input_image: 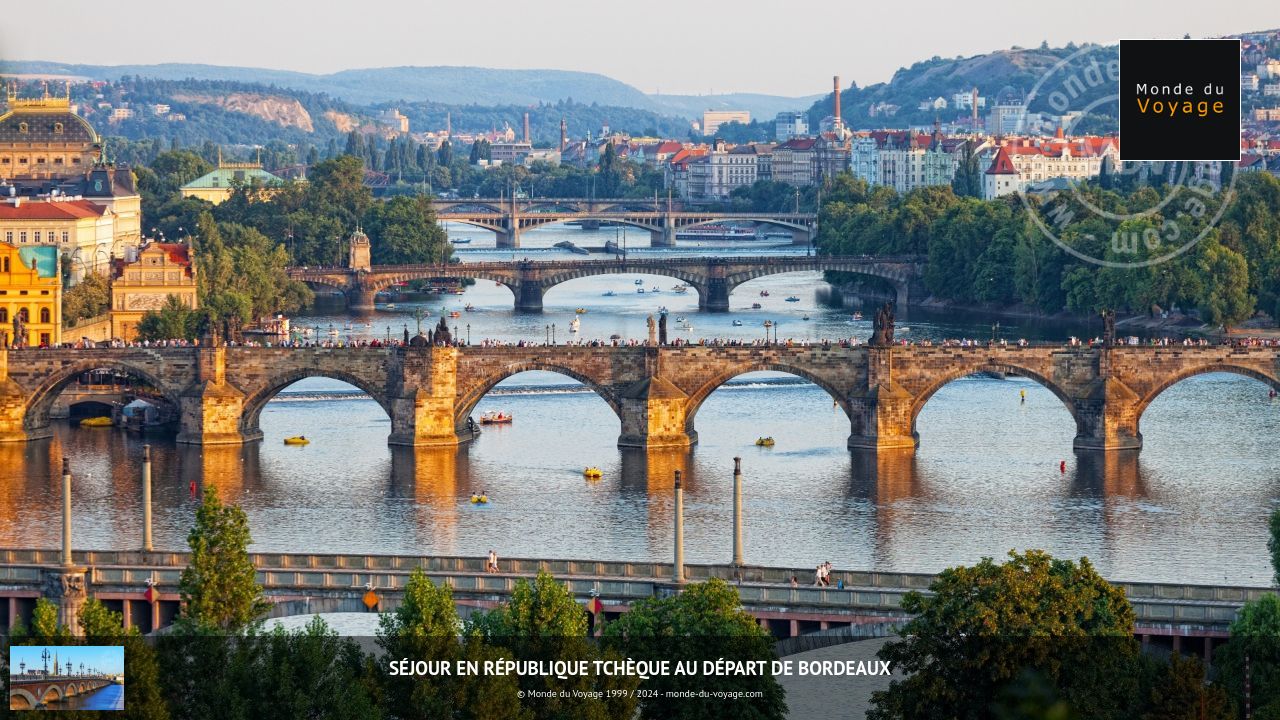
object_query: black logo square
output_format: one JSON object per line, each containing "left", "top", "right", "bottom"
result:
{"left": 1120, "top": 39, "right": 1240, "bottom": 162}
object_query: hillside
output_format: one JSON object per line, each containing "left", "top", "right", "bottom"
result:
{"left": 650, "top": 92, "right": 823, "bottom": 122}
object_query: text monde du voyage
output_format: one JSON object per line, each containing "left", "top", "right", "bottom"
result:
{"left": 1133, "top": 82, "right": 1229, "bottom": 118}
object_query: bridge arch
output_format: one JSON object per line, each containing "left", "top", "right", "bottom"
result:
{"left": 239, "top": 369, "right": 394, "bottom": 440}
{"left": 1135, "top": 364, "right": 1280, "bottom": 421}
{"left": 23, "top": 359, "right": 182, "bottom": 433}
{"left": 41, "top": 684, "right": 64, "bottom": 704}
{"left": 682, "top": 363, "right": 852, "bottom": 434}
{"left": 909, "top": 363, "right": 1080, "bottom": 437}
{"left": 10, "top": 688, "right": 39, "bottom": 709}
{"left": 453, "top": 363, "right": 623, "bottom": 431}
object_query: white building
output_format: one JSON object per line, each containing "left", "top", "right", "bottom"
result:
{"left": 1264, "top": 83, "right": 1280, "bottom": 97}
{"left": 1259, "top": 59, "right": 1280, "bottom": 80}
{"left": 988, "top": 93, "right": 1027, "bottom": 135}
{"left": 1243, "top": 74, "right": 1261, "bottom": 92}
{"left": 983, "top": 146, "right": 1020, "bottom": 199}
{"left": 702, "top": 110, "right": 750, "bottom": 136}
{"left": 774, "top": 112, "right": 809, "bottom": 141}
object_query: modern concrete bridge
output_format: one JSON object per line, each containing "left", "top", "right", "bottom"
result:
{"left": 0, "top": 548, "right": 1257, "bottom": 653}
{"left": 430, "top": 196, "right": 817, "bottom": 248}
{"left": 1, "top": 344, "right": 1277, "bottom": 451}
{"left": 287, "top": 255, "right": 920, "bottom": 311}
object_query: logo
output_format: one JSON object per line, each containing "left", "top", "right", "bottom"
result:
{"left": 1017, "top": 42, "right": 1238, "bottom": 269}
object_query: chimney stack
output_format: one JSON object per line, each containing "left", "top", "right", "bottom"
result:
{"left": 833, "top": 75, "right": 842, "bottom": 128}
{"left": 559, "top": 117, "right": 567, "bottom": 153}
{"left": 523, "top": 113, "right": 530, "bottom": 144}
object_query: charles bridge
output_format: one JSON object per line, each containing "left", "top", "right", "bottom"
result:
{"left": 1, "top": 343, "right": 1277, "bottom": 452}
{"left": 428, "top": 195, "right": 818, "bottom": 249}
{"left": 287, "top": 254, "right": 921, "bottom": 311}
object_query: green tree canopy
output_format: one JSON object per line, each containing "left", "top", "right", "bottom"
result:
{"left": 176, "top": 486, "right": 270, "bottom": 632}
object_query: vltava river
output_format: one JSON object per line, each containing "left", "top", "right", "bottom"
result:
{"left": 0, "top": 226, "right": 1276, "bottom": 586}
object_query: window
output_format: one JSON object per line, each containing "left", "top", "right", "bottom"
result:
{"left": 19, "top": 232, "right": 27, "bottom": 243}
{"left": 53, "top": 122, "right": 63, "bottom": 134}
{"left": 17, "top": 122, "right": 27, "bottom": 133}
{"left": 39, "top": 333, "right": 49, "bottom": 347}
{"left": 0, "top": 309, "right": 6, "bottom": 322}
{"left": 61, "top": 231, "right": 68, "bottom": 244}
{"left": 4, "top": 231, "right": 10, "bottom": 243}
{"left": 1, "top": 257, "right": 7, "bottom": 272}
{"left": 33, "top": 232, "right": 40, "bottom": 243}
{"left": 39, "top": 308, "right": 50, "bottom": 323}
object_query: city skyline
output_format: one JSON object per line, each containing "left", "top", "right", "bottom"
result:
{"left": 9, "top": 646, "right": 124, "bottom": 676}
{"left": 0, "top": 0, "right": 1275, "bottom": 97}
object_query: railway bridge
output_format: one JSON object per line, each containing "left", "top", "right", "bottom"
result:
{"left": 0, "top": 344, "right": 1276, "bottom": 452}
{"left": 288, "top": 255, "right": 922, "bottom": 311}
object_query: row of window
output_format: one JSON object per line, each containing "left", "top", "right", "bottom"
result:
{"left": 0, "top": 290, "right": 52, "bottom": 295}
{"left": 4, "top": 230, "right": 71, "bottom": 244}
{"left": 13, "top": 122, "right": 65, "bottom": 134}
{"left": 0, "top": 307, "right": 53, "bottom": 323}
{"left": 0, "top": 156, "right": 80, "bottom": 165}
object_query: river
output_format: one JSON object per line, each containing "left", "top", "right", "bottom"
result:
{"left": 0, "top": 225, "right": 1276, "bottom": 587}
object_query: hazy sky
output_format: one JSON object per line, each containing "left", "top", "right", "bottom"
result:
{"left": 1, "top": 1, "right": 1275, "bottom": 96}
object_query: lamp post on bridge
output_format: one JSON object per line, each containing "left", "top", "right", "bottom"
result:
{"left": 673, "top": 470, "right": 685, "bottom": 584}
{"left": 142, "top": 445, "right": 153, "bottom": 553}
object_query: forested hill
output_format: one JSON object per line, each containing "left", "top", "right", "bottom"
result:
{"left": 809, "top": 43, "right": 1118, "bottom": 131}
{"left": 42, "top": 76, "right": 694, "bottom": 147}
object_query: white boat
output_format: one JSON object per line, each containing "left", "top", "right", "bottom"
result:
{"left": 673, "top": 286, "right": 688, "bottom": 294}
{"left": 570, "top": 317, "right": 581, "bottom": 333}
{"left": 634, "top": 279, "right": 644, "bottom": 285}
{"left": 602, "top": 291, "right": 616, "bottom": 297}
{"left": 385, "top": 303, "right": 397, "bottom": 310}
{"left": 637, "top": 288, "right": 646, "bottom": 294}
{"left": 732, "top": 320, "right": 743, "bottom": 326}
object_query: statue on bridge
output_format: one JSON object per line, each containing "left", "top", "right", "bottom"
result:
{"left": 1102, "top": 309, "right": 1116, "bottom": 347}
{"left": 870, "top": 302, "right": 895, "bottom": 346}
{"left": 11, "top": 311, "right": 27, "bottom": 349}
{"left": 434, "top": 317, "right": 453, "bottom": 346}
{"left": 647, "top": 315, "right": 657, "bottom": 346}
{"left": 658, "top": 314, "right": 668, "bottom": 346}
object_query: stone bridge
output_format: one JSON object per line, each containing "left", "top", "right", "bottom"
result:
{"left": 430, "top": 196, "right": 816, "bottom": 248}
{"left": 9, "top": 676, "right": 115, "bottom": 710}
{"left": 0, "top": 344, "right": 1276, "bottom": 452}
{"left": 289, "top": 255, "right": 921, "bottom": 311}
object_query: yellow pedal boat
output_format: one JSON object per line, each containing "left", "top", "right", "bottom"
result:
{"left": 283, "top": 436, "right": 310, "bottom": 445}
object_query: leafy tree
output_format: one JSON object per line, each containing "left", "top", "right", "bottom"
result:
{"left": 604, "top": 578, "right": 787, "bottom": 720}
{"left": 8, "top": 597, "right": 73, "bottom": 644}
{"left": 1216, "top": 593, "right": 1280, "bottom": 715}
{"left": 136, "top": 295, "right": 202, "bottom": 341}
{"left": 77, "top": 598, "right": 171, "bottom": 720}
{"left": 363, "top": 195, "right": 451, "bottom": 265}
{"left": 176, "top": 486, "right": 270, "bottom": 632}
{"left": 951, "top": 141, "right": 983, "bottom": 198}
{"left": 868, "top": 550, "right": 1140, "bottom": 720}
{"left": 1141, "top": 653, "right": 1231, "bottom": 720}
{"left": 1270, "top": 508, "right": 1280, "bottom": 587}
{"left": 63, "top": 271, "right": 110, "bottom": 326}
{"left": 1195, "top": 237, "right": 1254, "bottom": 329}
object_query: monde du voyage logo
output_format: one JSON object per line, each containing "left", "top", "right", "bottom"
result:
{"left": 1120, "top": 38, "right": 1241, "bottom": 162}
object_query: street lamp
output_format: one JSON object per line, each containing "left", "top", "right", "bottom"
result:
{"left": 552, "top": 323, "right": 556, "bottom": 344}
{"left": 466, "top": 323, "right": 471, "bottom": 345}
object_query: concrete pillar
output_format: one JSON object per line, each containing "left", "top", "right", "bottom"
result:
{"left": 141, "top": 445, "right": 153, "bottom": 552}
{"left": 732, "top": 457, "right": 744, "bottom": 567}
{"left": 1172, "top": 635, "right": 1182, "bottom": 653}
{"left": 388, "top": 347, "right": 463, "bottom": 447}
{"left": 699, "top": 278, "right": 731, "bottom": 312}
{"left": 513, "top": 283, "right": 545, "bottom": 313}
{"left": 8, "top": 595, "right": 16, "bottom": 629}
{"left": 0, "top": 348, "right": 29, "bottom": 443}
{"left": 790, "top": 619, "right": 800, "bottom": 637}
{"left": 62, "top": 459, "right": 72, "bottom": 566}
{"left": 618, "top": 375, "right": 695, "bottom": 449}
{"left": 1204, "top": 637, "right": 1213, "bottom": 664}
{"left": 346, "top": 286, "right": 378, "bottom": 311}
{"left": 790, "top": 228, "right": 812, "bottom": 246}
{"left": 177, "top": 346, "right": 247, "bottom": 445}
{"left": 496, "top": 224, "right": 521, "bottom": 248}
{"left": 673, "top": 470, "right": 684, "bottom": 584}
{"left": 652, "top": 216, "right": 677, "bottom": 248}
{"left": 1072, "top": 376, "right": 1143, "bottom": 452}
{"left": 121, "top": 599, "right": 131, "bottom": 630}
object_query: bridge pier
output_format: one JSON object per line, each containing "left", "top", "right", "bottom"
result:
{"left": 389, "top": 347, "right": 468, "bottom": 447}
{"left": 514, "top": 283, "right": 545, "bottom": 313}
{"left": 699, "top": 278, "right": 731, "bottom": 312}
{"left": 618, "top": 377, "right": 697, "bottom": 449}
{"left": 651, "top": 225, "right": 677, "bottom": 248}
{"left": 496, "top": 225, "right": 521, "bottom": 249}
{"left": 346, "top": 286, "right": 378, "bottom": 311}
{"left": 846, "top": 380, "right": 918, "bottom": 451}
{"left": 176, "top": 346, "right": 249, "bottom": 446}
{"left": 0, "top": 349, "right": 28, "bottom": 442}
{"left": 791, "top": 228, "right": 813, "bottom": 246}
{"left": 1071, "top": 377, "right": 1143, "bottom": 452}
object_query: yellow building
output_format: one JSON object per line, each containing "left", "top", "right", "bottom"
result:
{"left": 109, "top": 242, "right": 197, "bottom": 341}
{"left": 180, "top": 156, "right": 286, "bottom": 205}
{"left": 0, "top": 197, "right": 117, "bottom": 280}
{"left": 0, "top": 241, "right": 61, "bottom": 347}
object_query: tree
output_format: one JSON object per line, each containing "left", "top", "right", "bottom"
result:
{"left": 1216, "top": 593, "right": 1280, "bottom": 715}
{"left": 1270, "top": 508, "right": 1280, "bottom": 587}
{"left": 951, "top": 141, "right": 983, "bottom": 198}
{"left": 362, "top": 195, "right": 451, "bottom": 265}
{"left": 136, "top": 295, "right": 202, "bottom": 341}
{"left": 79, "top": 598, "right": 171, "bottom": 720}
{"left": 1195, "top": 237, "right": 1254, "bottom": 329}
{"left": 1141, "top": 653, "right": 1231, "bottom": 720}
{"left": 868, "top": 550, "right": 1141, "bottom": 720}
{"left": 604, "top": 578, "right": 787, "bottom": 720}
{"left": 62, "top": 271, "right": 110, "bottom": 326}
{"left": 176, "top": 486, "right": 270, "bottom": 632}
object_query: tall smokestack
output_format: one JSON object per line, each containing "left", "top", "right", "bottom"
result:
{"left": 445, "top": 112, "right": 452, "bottom": 137}
{"left": 559, "top": 117, "right": 567, "bottom": 152}
{"left": 833, "top": 75, "right": 842, "bottom": 128}
{"left": 523, "top": 113, "right": 530, "bottom": 144}
{"left": 972, "top": 87, "right": 979, "bottom": 130}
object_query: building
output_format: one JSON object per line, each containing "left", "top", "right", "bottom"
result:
{"left": 151, "top": 104, "right": 171, "bottom": 116}
{"left": 1265, "top": 83, "right": 1280, "bottom": 97}
{"left": 489, "top": 142, "right": 533, "bottom": 165}
{"left": 689, "top": 140, "right": 760, "bottom": 199}
{"left": 0, "top": 88, "right": 102, "bottom": 180}
{"left": 0, "top": 241, "right": 61, "bottom": 347}
{"left": 109, "top": 108, "right": 135, "bottom": 122}
{"left": 1243, "top": 74, "right": 1261, "bottom": 92}
{"left": 0, "top": 197, "right": 119, "bottom": 280}
{"left": 108, "top": 242, "right": 197, "bottom": 341}
{"left": 379, "top": 108, "right": 409, "bottom": 134}
{"left": 753, "top": 143, "right": 774, "bottom": 181}
{"left": 180, "top": 155, "right": 286, "bottom": 205}
{"left": 983, "top": 146, "right": 1020, "bottom": 199}
{"left": 1253, "top": 107, "right": 1280, "bottom": 122}
{"left": 979, "top": 135, "right": 1119, "bottom": 198}
{"left": 771, "top": 137, "right": 818, "bottom": 187}
{"left": 1259, "top": 59, "right": 1280, "bottom": 80}
{"left": 988, "top": 90, "right": 1027, "bottom": 135}
{"left": 774, "top": 112, "right": 809, "bottom": 141}
{"left": 701, "top": 110, "right": 750, "bottom": 136}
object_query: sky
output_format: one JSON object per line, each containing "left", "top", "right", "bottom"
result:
{"left": 0, "top": 1, "right": 1276, "bottom": 96}
{"left": 10, "top": 646, "right": 125, "bottom": 675}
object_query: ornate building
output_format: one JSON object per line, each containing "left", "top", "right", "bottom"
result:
{"left": 0, "top": 241, "right": 61, "bottom": 347}
{"left": 180, "top": 151, "right": 286, "bottom": 205}
{"left": 109, "top": 242, "right": 197, "bottom": 341}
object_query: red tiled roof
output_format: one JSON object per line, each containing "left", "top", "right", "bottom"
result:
{"left": 0, "top": 198, "right": 105, "bottom": 220}
{"left": 985, "top": 146, "right": 1018, "bottom": 175}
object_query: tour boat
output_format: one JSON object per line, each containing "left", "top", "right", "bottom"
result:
{"left": 583, "top": 467, "right": 603, "bottom": 479}
{"left": 755, "top": 436, "right": 775, "bottom": 447}
{"left": 480, "top": 411, "right": 513, "bottom": 424}
{"left": 570, "top": 317, "right": 581, "bottom": 333}
{"left": 283, "top": 436, "right": 310, "bottom": 445}
{"left": 450, "top": 237, "right": 472, "bottom": 244}
{"left": 80, "top": 416, "right": 113, "bottom": 428}
{"left": 785, "top": 296, "right": 800, "bottom": 302}
{"left": 676, "top": 224, "right": 756, "bottom": 241}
